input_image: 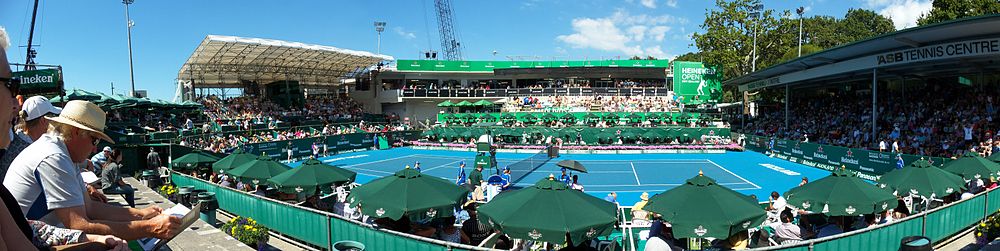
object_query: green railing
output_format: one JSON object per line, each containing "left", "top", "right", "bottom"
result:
{"left": 172, "top": 173, "right": 493, "bottom": 251}
{"left": 424, "top": 126, "right": 729, "bottom": 144}
{"left": 437, "top": 112, "right": 705, "bottom": 124}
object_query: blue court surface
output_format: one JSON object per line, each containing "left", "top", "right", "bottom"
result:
{"left": 292, "top": 148, "right": 831, "bottom": 206}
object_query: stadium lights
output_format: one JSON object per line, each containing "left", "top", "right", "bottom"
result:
{"left": 123, "top": 0, "right": 137, "bottom": 97}
{"left": 374, "top": 21, "right": 386, "bottom": 55}
{"left": 797, "top": 6, "right": 805, "bottom": 57}
{"left": 750, "top": 1, "right": 763, "bottom": 72}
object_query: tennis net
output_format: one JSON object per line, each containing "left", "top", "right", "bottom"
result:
{"left": 505, "top": 146, "right": 553, "bottom": 184}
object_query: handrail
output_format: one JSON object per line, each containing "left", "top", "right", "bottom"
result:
{"left": 172, "top": 172, "right": 497, "bottom": 251}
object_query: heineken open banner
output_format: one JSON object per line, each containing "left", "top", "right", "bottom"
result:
{"left": 240, "top": 131, "right": 421, "bottom": 160}
{"left": 672, "top": 61, "right": 722, "bottom": 104}
{"left": 742, "top": 134, "right": 948, "bottom": 180}
{"left": 13, "top": 69, "right": 63, "bottom": 95}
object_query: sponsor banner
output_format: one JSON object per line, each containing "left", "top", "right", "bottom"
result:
{"left": 13, "top": 69, "right": 62, "bottom": 94}
{"left": 672, "top": 61, "right": 723, "bottom": 104}
{"left": 743, "top": 135, "right": 950, "bottom": 179}
{"left": 617, "top": 150, "right": 643, "bottom": 154}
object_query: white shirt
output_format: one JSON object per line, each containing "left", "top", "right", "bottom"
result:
{"left": 879, "top": 141, "right": 887, "bottom": 150}
{"left": 892, "top": 141, "right": 900, "bottom": 152}
{"left": 965, "top": 126, "right": 974, "bottom": 140}
{"left": 3, "top": 134, "right": 87, "bottom": 225}
{"left": 772, "top": 196, "right": 787, "bottom": 212}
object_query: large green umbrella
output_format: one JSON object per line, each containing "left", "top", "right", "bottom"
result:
{"left": 521, "top": 113, "right": 537, "bottom": 121}
{"left": 172, "top": 150, "right": 221, "bottom": 170}
{"left": 583, "top": 113, "right": 599, "bottom": 120}
{"left": 212, "top": 149, "right": 257, "bottom": 173}
{"left": 642, "top": 130, "right": 663, "bottom": 139}
{"left": 348, "top": 167, "right": 467, "bottom": 220}
{"left": 785, "top": 169, "right": 897, "bottom": 216}
{"left": 990, "top": 152, "right": 1000, "bottom": 163}
{"left": 477, "top": 176, "right": 616, "bottom": 244}
{"left": 878, "top": 159, "right": 965, "bottom": 198}
{"left": 943, "top": 152, "right": 1000, "bottom": 180}
{"left": 556, "top": 160, "right": 588, "bottom": 173}
{"left": 560, "top": 113, "right": 576, "bottom": 120}
{"left": 541, "top": 113, "right": 558, "bottom": 121}
{"left": 437, "top": 100, "right": 455, "bottom": 107}
{"left": 227, "top": 156, "right": 292, "bottom": 185}
{"left": 473, "top": 100, "right": 494, "bottom": 106}
{"left": 500, "top": 113, "right": 517, "bottom": 120}
{"left": 267, "top": 158, "right": 356, "bottom": 193}
{"left": 644, "top": 172, "right": 766, "bottom": 239}
{"left": 455, "top": 100, "right": 474, "bottom": 107}
{"left": 65, "top": 89, "right": 102, "bottom": 101}
{"left": 626, "top": 113, "right": 643, "bottom": 121}
{"left": 619, "top": 131, "right": 637, "bottom": 139}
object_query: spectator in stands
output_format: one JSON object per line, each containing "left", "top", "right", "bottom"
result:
{"left": 0, "top": 96, "right": 60, "bottom": 175}
{"left": 147, "top": 147, "right": 162, "bottom": 171}
{"left": 815, "top": 216, "right": 844, "bottom": 238}
{"left": 644, "top": 220, "right": 682, "bottom": 251}
{"left": 90, "top": 146, "right": 112, "bottom": 174}
{"left": 767, "top": 191, "right": 787, "bottom": 212}
{"left": 468, "top": 164, "right": 484, "bottom": 188}
{"left": 3, "top": 101, "right": 182, "bottom": 240}
{"left": 799, "top": 177, "right": 809, "bottom": 187}
{"left": 437, "top": 216, "right": 470, "bottom": 244}
{"left": 461, "top": 203, "right": 496, "bottom": 246}
{"left": 772, "top": 210, "right": 802, "bottom": 241}
{"left": 99, "top": 149, "right": 135, "bottom": 208}
{"left": 570, "top": 175, "right": 584, "bottom": 191}
{"left": 604, "top": 192, "right": 618, "bottom": 204}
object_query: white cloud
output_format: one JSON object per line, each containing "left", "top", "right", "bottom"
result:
{"left": 640, "top": 0, "right": 656, "bottom": 8}
{"left": 864, "top": 0, "right": 932, "bottom": 30}
{"left": 665, "top": 0, "right": 678, "bottom": 8}
{"left": 393, "top": 27, "right": 416, "bottom": 40}
{"left": 556, "top": 10, "right": 682, "bottom": 57}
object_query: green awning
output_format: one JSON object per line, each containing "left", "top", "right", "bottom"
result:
{"left": 455, "top": 100, "right": 474, "bottom": 107}
{"left": 437, "top": 100, "right": 455, "bottom": 107}
{"left": 473, "top": 100, "right": 494, "bottom": 106}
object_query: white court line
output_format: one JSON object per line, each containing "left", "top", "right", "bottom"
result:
{"left": 705, "top": 159, "right": 762, "bottom": 189}
{"left": 630, "top": 162, "right": 641, "bottom": 185}
{"left": 588, "top": 187, "right": 757, "bottom": 193}
{"left": 422, "top": 160, "right": 462, "bottom": 173}
{"left": 585, "top": 182, "right": 751, "bottom": 187}
{"left": 586, "top": 171, "right": 635, "bottom": 174}
{"left": 345, "top": 167, "right": 394, "bottom": 175}
{"left": 341, "top": 154, "right": 419, "bottom": 168}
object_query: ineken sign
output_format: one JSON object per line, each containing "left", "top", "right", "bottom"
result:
{"left": 12, "top": 69, "right": 63, "bottom": 95}
{"left": 876, "top": 38, "right": 1000, "bottom": 66}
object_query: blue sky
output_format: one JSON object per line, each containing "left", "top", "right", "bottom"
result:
{"left": 0, "top": 0, "right": 931, "bottom": 100}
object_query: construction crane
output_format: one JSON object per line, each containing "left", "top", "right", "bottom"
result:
{"left": 434, "top": 0, "right": 463, "bottom": 60}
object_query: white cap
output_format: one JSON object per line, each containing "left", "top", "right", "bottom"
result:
{"left": 21, "top": 96, "right": 61, "bottom": 121}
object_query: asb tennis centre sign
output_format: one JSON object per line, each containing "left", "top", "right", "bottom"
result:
{"left": 742, "top": 134, "right": 948, "bottom": 180}
{"left": 875, "top": 38, "right": 1000, "bottom": 67}
{"left": 672, "top": 61, "right": 722, "bottom": 104}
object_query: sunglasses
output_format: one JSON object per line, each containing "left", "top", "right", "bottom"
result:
{"left": 86, "top": 132, "right": 100, "bottom": 146}
{"left": 0, "top": 76, "right": 20, "bottom": 98}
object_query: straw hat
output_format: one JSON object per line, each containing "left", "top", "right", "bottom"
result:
{"left": 640, "top": 192, "right": 650, "bottom": 201}
{"left": 48, "top": 100, "right": 114, "bottom": 144}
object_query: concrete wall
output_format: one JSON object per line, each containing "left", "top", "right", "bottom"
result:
{"left": 405, "top": 101, "right": 445, "bottom": 125}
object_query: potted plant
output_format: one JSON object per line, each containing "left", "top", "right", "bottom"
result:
{"left": 222, "top": 216, "right": 270, "bottom": 250}
{"left": 158, "top": 183, "right": 178, "bottom": 203}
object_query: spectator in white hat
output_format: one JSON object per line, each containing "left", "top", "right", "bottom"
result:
{"left": 90, "top": 146, "right": 113, "bottom": 174}
{"left": 0, "top": 96, "right": 60, "bottom": 174}
{"left": 4, "top": 100, "right": 182, "bottom": 240}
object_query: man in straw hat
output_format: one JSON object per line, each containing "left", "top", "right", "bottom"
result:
{"left": 4, "top": 100, "right": 182, "bottom": 240}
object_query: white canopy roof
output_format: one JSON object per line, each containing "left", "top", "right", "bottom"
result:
{"left": 177, "top": 35, "right": 393, "bottom": 88}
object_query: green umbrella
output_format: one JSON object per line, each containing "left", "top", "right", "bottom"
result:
{"left": 93, "top": 92, "right": 119, "bottom": 105}
{"left": 212, "top": 149, "right": 256, "bottom": 173}
{"left": 521, "top": 113, "right": 537, "bottom": 120}
{"left": 348, "top": 167, "right": 467, "bottom": 220}
{"left": 603, "top": 113, "right": 619, "bottom": 119}
{"left": 443, "top": 114, "right": 457, "bottom": 119}
{"left": 420, "top": 130, "right": 437, "bottom": 137}
{"left": 267, "top": 158, "right": 356, "bottom": 193}
{"left": 65, "top": 89, "right": 102, "bottom": 101}
{"left": 619, "top": 131, "right": 637, "bottom": 139}
{"left": 785, "top": 169, "right": 897, "bottom": 216}
{"left": 644, "top": 172, "right": 766, "bottom": 239}
{"left": 626, "top": 113, "right": 643, "bottom": 120}
{"left": 583, "top": 113, "right": 599, "bottom": 120}
{"left": 556, "top": 160, "right": 587, "bottom": 173}
{"left": 227, "top": 155, "right": 292, "bottom": 185}
{"left": 500, "top": 113, "right": 517, "bottom": 120}
{"left": 479, "top": 114, "right": 497, "bottom": 120}
{"left": 595, "top": 132, "right": 615, "bottom": 139}
{"left": 878, "top": 159, "right": 966, "bottom": 198}
{"left": 990, "top": 152, "right": 1000, "bottom": 163}
{"left": 541, "top": 113, "right": 558, "bottom": 120}
{"left": 477, "top": 176, "right": 616, "bottom": 244}
{"left": 473, "top": 100, "right": 494, "bottom": 106}
{"left": 943, "top": 152, "right": 1000, "bottom": 180}
{"left": 561, "top": 113, "right": 576, "bottom": 119}
{"left": 172, "top": 150, "right": 221, "bottom": 170}
{"left": 437, "top": 100, "right": 455, "bottom": 107}
{"left": 642, "top": 130, "right": 663, "bottom": 139}
{"left": 455, "top": 100, "right": 474, "bottom": 107}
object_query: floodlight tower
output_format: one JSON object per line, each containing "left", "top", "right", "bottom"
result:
{"left": 434, "top": 0, "right": 463, "bottom": 60}
{"left": 123, "top": 0, "right": 137, "bottom": 97}
{"left": 374, "top": 21, "right": 386, "bottom": 55}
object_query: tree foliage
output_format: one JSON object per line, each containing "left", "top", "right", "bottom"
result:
{"left": 691, "top": 1, "right": 896, "bottom": 79}
{"left": 918, "top": 0, "right": 1000, "bottom": 26}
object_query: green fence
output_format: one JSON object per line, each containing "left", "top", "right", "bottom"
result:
{"left": 426, "top": 127, "right": 729, "bottom": 144}
{"left": 741, "top": 134, "right": 949, "bottom": 180}
{"left": 437, "top": 112, "right": 705, "bottom": 124}
{"left": 171, "top": 173, "right": 488, "bottom": 251}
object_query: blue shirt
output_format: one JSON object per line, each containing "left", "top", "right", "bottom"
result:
{"left": 500, "top": 173, "right": 511, "bottom": 187}
{"left": 560, "top": 174, "right": 571, "bottom": 184}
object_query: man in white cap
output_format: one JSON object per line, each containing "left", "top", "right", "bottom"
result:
{"left": 90, "top": 146, "right": 112, "bottom": 174}
{"left": 4, "top": 100, "right": 182, "bottom": 240}
{"left": 0, "top": 96, "right": 60, "bottom": 175}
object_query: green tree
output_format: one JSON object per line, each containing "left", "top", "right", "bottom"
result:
{"left": 692, "top": 0, "right": 787, "bottom": 79}
{"left": 778, "top": 44, "right": 824, "bottom": 62}
{"left": 673, "top": 52, "right": 705, "bottom": 62}
{"left": 802, "top": 15, "right": 844, "bottom": 49}
{"left": 837, "top": 9, "right": 895, "bottom": 43}
{"left": 918, "top": 0, "right": 1000, "bottom": 26}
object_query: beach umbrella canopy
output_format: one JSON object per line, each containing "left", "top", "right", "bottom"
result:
{"left": 348, "top": 167, "right": 467, "bottom": 220}
{"left": 619, "top": 131, "right": 638, "bottom": 139}
{"left": 643, "top": 172, "right": 766, "bottom": 239}
{"left": 943, "top": 152, "right": 1000, "bottom": 180}
{"left": 556, "top": 160, "right": 587, "bottom": 173}
{"left": 627, "top": 113, "right": 643, "bottom": 120}
{"left": 267, "top": 158, "right": 356, "bottom": 193}
{"left": 500, "top": 113, "right": 517, "bottom": 120}
{"left": 990, "top": 152, "right": 1000, "bottom": 163}
{"left": 541, "top": 113, "right": 558, "bottom": 120}
{"left": 212, "top": 149, "right": 257, "bottom": 173}
{"left": 878, "top": 159, "right": 966, "bottom": 198}
{"left": 785, "top": 169, "right": 897, "bottom": 216}
{"left": 455, "top": 100, "right": 474, "bottom": 107}
{"left": 62, "top": 89, "right": 102, "bottom": 101}
{"left": 642, "top": 130, "right": 663, "bottom": 139}
{"left": 477, "top": 176, "right": 616, "bottom": 244}
{"left": 583, "top": 113, "right": 599, "bottom": 119}
{"left": 437, "top": 100, "right": 455, "bottom": 107}
{"left": 172, "top": 150, "right": 221, "bottom": 170}
{"left": 227, "top": 156, "right": 292, "bottom": 185}
{"left": 561, "top": 113, "right": 576, "bottom": 119}
{"left": 473, "top": 100, "right": 494, "bottom": 106}
{"left": 521, "top": 113, "right": 537, "bottom": 120}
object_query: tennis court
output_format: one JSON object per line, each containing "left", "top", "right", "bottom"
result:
{"left": 298, "top": 147, "right": 832, "bottom": 206}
